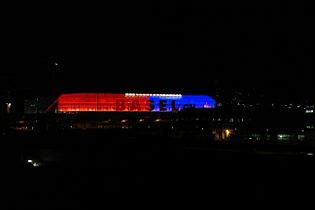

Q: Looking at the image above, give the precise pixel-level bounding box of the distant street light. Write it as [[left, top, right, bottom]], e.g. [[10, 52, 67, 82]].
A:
[[51, 60, 61, 100], [1, 76, 12, 114], [5, 102, 12, 114]]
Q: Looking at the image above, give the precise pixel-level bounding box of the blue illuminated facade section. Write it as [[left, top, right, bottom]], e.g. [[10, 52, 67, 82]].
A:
[[149, 95, 216, 112]]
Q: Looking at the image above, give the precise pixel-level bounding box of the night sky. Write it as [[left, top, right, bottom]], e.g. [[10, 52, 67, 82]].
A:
[[1, 2, 315, 100]]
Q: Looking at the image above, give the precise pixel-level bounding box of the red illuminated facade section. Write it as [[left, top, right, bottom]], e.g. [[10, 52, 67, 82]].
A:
[[58, 93, 150, 112]]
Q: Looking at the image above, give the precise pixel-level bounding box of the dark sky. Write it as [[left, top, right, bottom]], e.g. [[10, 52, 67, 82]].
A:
[[1, 1, 315, 99]]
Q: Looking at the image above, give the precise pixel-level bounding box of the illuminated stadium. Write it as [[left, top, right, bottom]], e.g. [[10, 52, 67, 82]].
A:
[[23, 93, 241, 137], [49, 93, 216, 113]]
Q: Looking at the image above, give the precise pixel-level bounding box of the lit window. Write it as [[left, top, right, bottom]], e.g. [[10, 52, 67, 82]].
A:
[[298, 135, 305, 141], [277, 134, 291, 141], [225, 129, 230, 136], [33, 163, 40, 167]]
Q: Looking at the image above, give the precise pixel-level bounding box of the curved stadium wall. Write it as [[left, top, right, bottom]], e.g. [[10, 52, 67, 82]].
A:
[[55, 93, 216, 113]]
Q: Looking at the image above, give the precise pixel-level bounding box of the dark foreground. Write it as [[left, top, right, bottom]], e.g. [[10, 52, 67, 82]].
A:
[[2, 130, 315, 207]]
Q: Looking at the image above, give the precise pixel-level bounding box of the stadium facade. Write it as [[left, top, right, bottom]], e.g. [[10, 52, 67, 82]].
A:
[[21, 93, 235, 139], [49, 93, 216, 113]]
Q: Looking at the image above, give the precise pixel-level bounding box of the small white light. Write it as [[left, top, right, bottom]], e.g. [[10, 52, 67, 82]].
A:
[[33, 163, 40, 167], [27, 160, 33, 163], [306, 153, 314, 156]]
